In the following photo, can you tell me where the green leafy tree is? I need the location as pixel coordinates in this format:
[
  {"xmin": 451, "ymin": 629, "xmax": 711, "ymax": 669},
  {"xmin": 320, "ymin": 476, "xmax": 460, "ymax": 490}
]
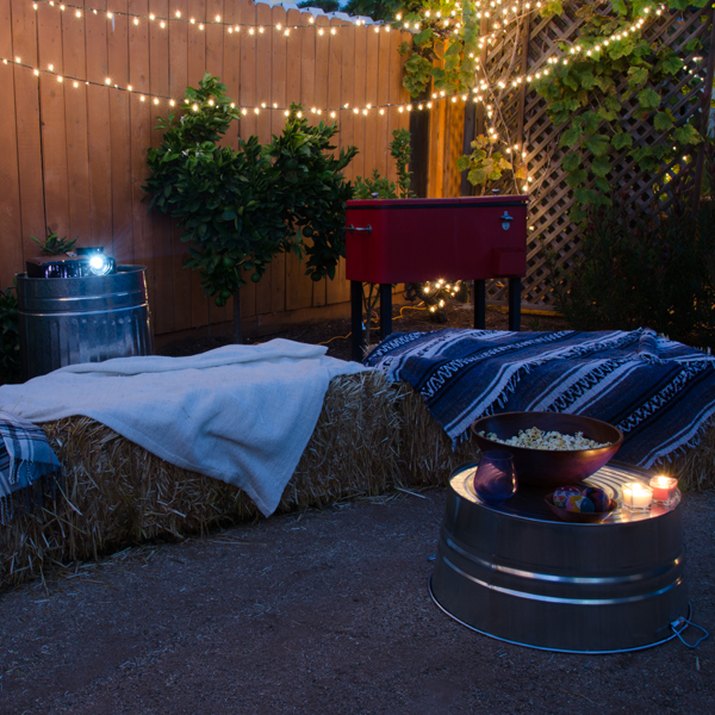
[
  {"xmin": 268, "ymin": 108, "xmax": 358, "ymax": 282},
  {"xmin": 145, "ymin": 75, "xmax": 357, "ymax": 342},
  {"xmin": 298, "ymin": 0, "xmax": 340, "ymax": 12},
  {"xmin": 145, "ymin": 75, "xmax": 287, "ymax": 341},
  {"xmin": 343, "ymin": 0, "xmax": 401, "ymax": 22}
]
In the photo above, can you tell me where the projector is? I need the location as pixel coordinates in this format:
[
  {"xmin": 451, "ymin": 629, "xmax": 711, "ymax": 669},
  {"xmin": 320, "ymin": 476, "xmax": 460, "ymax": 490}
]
[{"xmin": 26, "ymin": 247, "xmax": 116, "ymax": 278}]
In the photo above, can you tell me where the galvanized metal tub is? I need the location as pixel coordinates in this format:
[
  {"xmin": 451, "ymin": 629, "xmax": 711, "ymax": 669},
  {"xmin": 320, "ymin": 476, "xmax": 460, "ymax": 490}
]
[
  {"xmin": 430, "ymin": 463, "xmax": 688, "ymax": 653},
  {"xmin": 17, "ymin": 265, "xmax": 152, "ymax": 379}
]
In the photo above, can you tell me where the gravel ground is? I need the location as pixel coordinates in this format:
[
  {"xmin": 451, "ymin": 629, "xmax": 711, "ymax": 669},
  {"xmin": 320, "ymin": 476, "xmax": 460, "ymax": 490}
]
[
  {"xmin": 0, "ymin": 487, "xmax": 713, "ymax": 714},
  {"xmin": 2, "ymin": 306, "xmax": 712, "ymax": 713}
]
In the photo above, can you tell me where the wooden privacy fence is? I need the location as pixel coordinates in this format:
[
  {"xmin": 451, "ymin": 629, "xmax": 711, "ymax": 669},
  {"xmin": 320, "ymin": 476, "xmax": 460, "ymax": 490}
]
[
  {"xmin": 0, "ymin": 0, "xmax": 409, "ymax": 337},
  {"xmin": 2, "ymin": 0, "xmax": 711, "ymax": 339}
]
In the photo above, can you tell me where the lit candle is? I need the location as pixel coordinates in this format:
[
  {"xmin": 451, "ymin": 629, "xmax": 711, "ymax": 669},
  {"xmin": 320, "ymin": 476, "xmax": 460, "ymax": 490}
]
[
  {"xmin": 622, "ymin": 482, "xmax": 653, "ymax": 511},
  {"xmin": 649, "ymin": 475, "xmax": 678, "ymax": 502}
]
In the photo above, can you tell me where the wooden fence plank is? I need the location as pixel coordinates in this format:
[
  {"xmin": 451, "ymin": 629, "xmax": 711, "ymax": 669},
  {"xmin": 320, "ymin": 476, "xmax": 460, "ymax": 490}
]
[
  {"xmin": 146, "ymin": 0, "xmax": 176, "ymax": 334},
  {"xmin": 284, "ymin": 9, "xmax": 313, "ymax": 313},
  {"xmin": 60, "ymin": 3, "xmax": 90, "ymax": 244},
  {"xmin": 0, "ymin": 0, "xmax": 23, "ymax": 289},
  {"xmin": 184, "ymin": 0, "xmax": 212, "ymax": 329},
  {"xmin": 325, "ymin": 14, "xmax": 348, "ymax": 307},
  {"xmin": 108, "ymin": 1, "xmax": 135, "ymax": 267},
  {"xmin": 267, "ymin": 2, "xmax": 288, "ymax": 315},
  {"xmin": 10, "ymin": 0, "xmax": 45, "ymax": 264},
  {"xmin": 126, "ymin": 0, "xmax": 161, "ymax": 330},
  {"xmin": 36, "ymin": 4, "xmax": 70, "ymax": 238},
  {"xmin": 83, "ymin": 0, "xmax": 113, "ymax": 257},
  {"xmin": 165, "ymin": 0, "xmax": 192, "ymax": 333}
]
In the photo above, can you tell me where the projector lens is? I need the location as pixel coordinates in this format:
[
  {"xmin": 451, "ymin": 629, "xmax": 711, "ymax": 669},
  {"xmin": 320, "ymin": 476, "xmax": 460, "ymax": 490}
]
[{"xmin": 88, "ymin": 252, "xmax": 111, "ymax": 275}]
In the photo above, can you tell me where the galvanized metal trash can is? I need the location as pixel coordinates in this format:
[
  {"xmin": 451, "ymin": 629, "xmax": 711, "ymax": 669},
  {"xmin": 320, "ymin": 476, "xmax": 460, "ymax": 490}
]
[
  {"xmin": 17, "ymin": 265, "xmax": 152, "ymax": 379},
  {"xmin": 430, "ymin": 463, "xmax": 688, "ymax": 653}
]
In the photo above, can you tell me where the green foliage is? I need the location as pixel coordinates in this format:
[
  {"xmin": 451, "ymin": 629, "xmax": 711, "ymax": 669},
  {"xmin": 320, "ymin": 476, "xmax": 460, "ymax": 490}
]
[
  {"xmin": 343, "ymin": 0, "xmax": 401, "ymax": 21},
  {"xmin": 353, "ymin": 170, "xmax": 398, "ymax": 198},
  {"xmin": 267, "ymin": 110, "xmax": 358, "ymax": 281},
  {"xmin": 398, "ymin": 1, "xmax": 479, "ymax": 98},
  {"xmin": 553, "ymin": 198, "xmax": 714, "ymax": 343},
  {"xmin": 353, "ymin": 129, "xmax": 415, "ymax": 199},
  {"xmin": 458, "ymin": 134, "xmax": 528, "ymax": 195},
  {"xmin": 0, "ymin": 287, "xmax": 20, "ymax": 385},
  {"xmin": 145, "ymin": 75, "xmax": 356, "ymax": 308},
  {"xmin": 30, "ymin": 229, "xmax": 77, "ymax": 256},
  {"xmin": 298, "ymin": 0, "xmax": 340, "ymax": 12},
  {"xmin": 390, "ymin": 128, "xmax": 414, "ymax": 198},
  {"xmin": 533, "ymin": 1, "xmax": 706, "ymax": 221}
]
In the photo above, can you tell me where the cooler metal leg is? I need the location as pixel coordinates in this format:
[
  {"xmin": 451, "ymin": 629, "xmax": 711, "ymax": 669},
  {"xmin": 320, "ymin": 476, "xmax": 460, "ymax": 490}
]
[
  {"xmin": 379, "ymin": 283, "xmax": 393, "ymax": 340},
  {"xmin": 508, "ymin": 277, "xmax": 521, "ymax": 331},
  {"xmin": 473, "ymin": 280, "xmax": 486, "ymax": 329},
  {"xmin": 351, "ymin": 280, "xmax": 364, "ymax": 362}
]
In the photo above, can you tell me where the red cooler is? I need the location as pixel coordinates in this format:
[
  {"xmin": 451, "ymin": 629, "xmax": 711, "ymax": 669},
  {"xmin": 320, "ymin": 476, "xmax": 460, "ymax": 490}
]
[{"xmin": 345, "ymin": 195, "xmax": 528, "ymax": 359}]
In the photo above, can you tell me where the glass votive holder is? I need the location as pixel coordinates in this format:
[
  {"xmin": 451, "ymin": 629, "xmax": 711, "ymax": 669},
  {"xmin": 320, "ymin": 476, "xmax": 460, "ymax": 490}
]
[
  {"xmin": 649, "ymin": 475, "xmax": 678, "ymax": 503},
  {"xmin": 621, "ymin": 481, "xmax": 653, "ymax": 511},
  {"xmin": 473, "ymin": 449, "xmax": 517, "ymax": 504}
]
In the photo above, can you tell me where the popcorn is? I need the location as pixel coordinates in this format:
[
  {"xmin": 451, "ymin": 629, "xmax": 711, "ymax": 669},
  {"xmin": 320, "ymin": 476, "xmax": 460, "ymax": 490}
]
[{"xmin": 479, "ymin": 426, "xmax": 609, "ymax": 451}]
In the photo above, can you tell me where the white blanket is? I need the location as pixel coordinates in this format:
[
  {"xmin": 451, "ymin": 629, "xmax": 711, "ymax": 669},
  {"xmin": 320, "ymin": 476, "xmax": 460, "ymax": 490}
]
[{"xmin": 0, "ymin": 339, "xmax": 368, "ymax": 516}]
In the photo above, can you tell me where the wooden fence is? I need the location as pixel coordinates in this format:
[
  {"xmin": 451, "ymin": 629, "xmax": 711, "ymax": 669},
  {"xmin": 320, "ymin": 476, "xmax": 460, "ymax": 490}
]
[
  {"xmin": 2, "ymin": 1, "xmax": 712, "ymax": 339},
  {"xmin": 0, "ymin": 0, "xmax": 409, "ymax": 337}
]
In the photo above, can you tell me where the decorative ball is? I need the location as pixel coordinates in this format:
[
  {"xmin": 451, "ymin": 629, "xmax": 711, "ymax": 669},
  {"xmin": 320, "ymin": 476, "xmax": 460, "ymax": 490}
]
[{"xmin": 551, "ymin": 486, "xmax": 611, "ymax": 513}]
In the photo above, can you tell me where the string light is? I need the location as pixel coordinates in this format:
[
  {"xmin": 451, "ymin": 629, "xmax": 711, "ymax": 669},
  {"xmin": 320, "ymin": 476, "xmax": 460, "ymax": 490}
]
[
  {"xmin": 32, "ymin": 0, "xmax": 396, "ymax": 36},
  {"xmin": 6, "ymin": 0, "xmax": 691, "ymax": 144}
]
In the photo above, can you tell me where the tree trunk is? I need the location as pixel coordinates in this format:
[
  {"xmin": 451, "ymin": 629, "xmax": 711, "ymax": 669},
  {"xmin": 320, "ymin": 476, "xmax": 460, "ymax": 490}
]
[{"xmin": 232, "ymin": 289, "xmax": 242, "ymax": 344}]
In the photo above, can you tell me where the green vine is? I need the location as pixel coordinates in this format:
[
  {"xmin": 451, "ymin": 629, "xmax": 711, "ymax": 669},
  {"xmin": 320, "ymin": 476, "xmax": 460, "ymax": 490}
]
[
  {"xmin": 397, "ymin": 1, "xmax": 480, "ymax": 98},
  {"xmin": 398, "ymin": 1, "xmax": 709, "ymax": 210},
  {"xmin": 533, "ymin": 0, "xmax": 708, "ymax": 220},
  {"xmin": 457, "ymin": 134, "xmax": 528, "ymax": 194},
  {"xmin": 353, "ymin": 128, "xmax": 415, "ymax": 198}
]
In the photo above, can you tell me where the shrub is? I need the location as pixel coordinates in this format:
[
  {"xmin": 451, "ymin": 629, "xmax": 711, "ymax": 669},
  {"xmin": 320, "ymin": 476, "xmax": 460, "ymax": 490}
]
[
  {"xmin": 0, "ymin": 287, "xmax": 20, "ymax": 385},
  {"xmin": 553, "ymin": 198, "xmax": 714, "ymax": 345}
]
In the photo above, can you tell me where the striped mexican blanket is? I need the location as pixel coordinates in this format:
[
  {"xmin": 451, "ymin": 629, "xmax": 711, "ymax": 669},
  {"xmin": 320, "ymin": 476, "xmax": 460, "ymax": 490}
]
[
  {"xmin": 1, "ymin": 410, "xmax": 61, "ymax": 524},
  {"xmin": 364, "ymin": 328, "xmax": 715, "ymax": 467}
]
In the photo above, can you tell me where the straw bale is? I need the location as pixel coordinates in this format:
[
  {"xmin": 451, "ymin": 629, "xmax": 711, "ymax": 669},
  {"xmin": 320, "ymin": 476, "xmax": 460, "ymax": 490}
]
[
  {"xmin": 0, "ymin": 371, "xmax": 412, "ymax": 591},
  {"xmin": 392, "ymin": 383, "xmax": 479, "ymax": 486},
  {"xmin": 654, "ymin": 416, "xmax": 715, "ymax": 493},
  {"xmin": 2, "ymin": 369, "xmax": 713, "ymax": 592}
]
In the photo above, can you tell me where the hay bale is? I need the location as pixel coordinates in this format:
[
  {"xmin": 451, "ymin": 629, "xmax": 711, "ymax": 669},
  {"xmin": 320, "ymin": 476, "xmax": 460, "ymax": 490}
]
[
  {"xmin": 0, "ymin": 371, "xmax": 409, "ymax": 591},
  {"xmin": 654, "ymin": 416, "xmax": 715, "ymax": 492},
  {"xmin": 2, "ymin": 368, "xmax": 712, "ymax": 592},
  {"xmin": 392, "ymin": 383, "xmax": 478, "ymax": 486}
]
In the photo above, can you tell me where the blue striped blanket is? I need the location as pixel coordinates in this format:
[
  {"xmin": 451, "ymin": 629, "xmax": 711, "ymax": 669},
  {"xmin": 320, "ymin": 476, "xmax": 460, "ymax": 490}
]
[
  {"xmin": 364, "ymin": 328, "xmax": 715, "ymax": 467},
  {"xmin": 1, "ymin": 410, "xmax": 61, "ymax": 524}
]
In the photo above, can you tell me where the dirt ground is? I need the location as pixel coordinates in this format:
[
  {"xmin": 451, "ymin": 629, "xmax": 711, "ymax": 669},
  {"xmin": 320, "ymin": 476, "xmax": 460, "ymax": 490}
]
[
  {"xmin": 0, "ymin": 488, "xmax": 713, "ymax": 714},
  {"xmin": 1, "ymin": 304, "xmax": 713, "ymax": 713}
]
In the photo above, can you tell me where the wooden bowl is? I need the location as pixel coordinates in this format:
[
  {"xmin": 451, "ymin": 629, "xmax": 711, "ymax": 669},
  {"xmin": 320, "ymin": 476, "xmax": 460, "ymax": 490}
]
[
  {"xmin": 544, "ymin": 494, "xmax": 617, "ymax": 523},
  {"xmin": 471, "ymin": 411, "xmax": 623, "ymax": 487}
]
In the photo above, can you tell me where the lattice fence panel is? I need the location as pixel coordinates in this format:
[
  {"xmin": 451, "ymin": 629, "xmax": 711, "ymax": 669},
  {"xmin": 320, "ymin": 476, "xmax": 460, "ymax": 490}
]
[{"xmin": 466, "ymin": 2, "xmax": 714, "ymax": 309}]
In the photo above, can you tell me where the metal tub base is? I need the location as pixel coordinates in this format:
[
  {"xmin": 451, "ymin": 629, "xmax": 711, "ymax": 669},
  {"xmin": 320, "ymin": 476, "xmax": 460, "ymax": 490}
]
[{"xmin": 430, "ymin": 464, "xmax": 688, "ymax": 654}]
